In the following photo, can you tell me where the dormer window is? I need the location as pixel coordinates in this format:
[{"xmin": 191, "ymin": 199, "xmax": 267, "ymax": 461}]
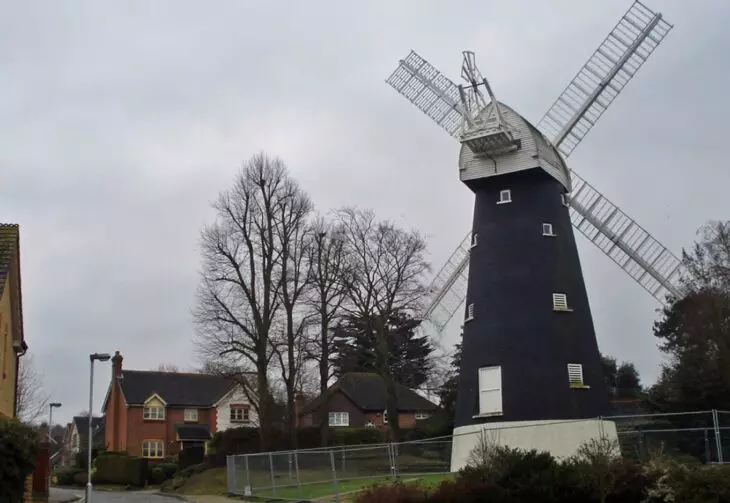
[
  {"xmin": 497, "ymin": 189, "xmax": 512, "ymax": 204},
  {"xmin": 143, "ymin": 394, "xmax": 166, "ymax": 420}
]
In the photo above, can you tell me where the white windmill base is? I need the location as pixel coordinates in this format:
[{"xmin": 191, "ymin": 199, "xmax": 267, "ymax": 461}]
[{"xmin": 450, "ymin": 418, "xmax": 619, "ymax": 472}]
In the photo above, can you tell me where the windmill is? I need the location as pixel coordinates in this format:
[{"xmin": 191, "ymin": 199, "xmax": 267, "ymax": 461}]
[{"xmin": 385, "ymin": 1, "xmax": 675, "ymax": 469}]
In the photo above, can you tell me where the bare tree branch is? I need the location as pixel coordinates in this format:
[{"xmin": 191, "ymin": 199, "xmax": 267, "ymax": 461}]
[{"xmin": 16, "ymin": 354, "xmax": 49, "ymax": 424}]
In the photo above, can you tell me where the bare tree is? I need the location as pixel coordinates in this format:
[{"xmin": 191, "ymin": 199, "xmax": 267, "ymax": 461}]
[
  {"xmin": 337, "ymin": 208, "xmax": 430, "ymax": 440},
  {"xmin": 15, "ymin": 354, "xmax": 49, "ymax": 424},
  {"xmin": 304, "ymin": 216, "xmax": 350, "ymax": 443},
  {"xmin": 156, "ymin": 364, "xmax": 180, "ymax": 372},
  {"xmin": 195, "ymin": 153, "xmax": 304, "ymax": 448}
]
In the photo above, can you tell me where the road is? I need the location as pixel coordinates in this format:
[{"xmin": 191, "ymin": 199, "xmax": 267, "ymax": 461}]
[{"xmin": 50, "ymin": 487, "xmax": 180, "ymax": 502}]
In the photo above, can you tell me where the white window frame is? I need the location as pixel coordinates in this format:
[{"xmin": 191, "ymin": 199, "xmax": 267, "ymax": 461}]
[
  {"xmin": 552, "ymin": 293, "xmax": 571, "ymax": 312},
  {"xmin": 415, "ymin": 412, "xmax": 430, "ymax": 420},
  {"xmin": 184, "ymin": 408, "xmax": 198, "ymax": 422},
  {"xmin": 230, "ymin": 405, "xmax": 250, "ymax": 423},
  {"xmin": 328, "ymin": 411, "xmax": 350, "ymax": 427},
  {"xmin": 382, "ymin": 410, "xmax": 388, "ymax": 424},
  {"xmin": 471, "ymin": 233, "xmax": 478, "ymax": 248},
  {"xmin": 143, "ymin": 405, "xmax": 165, "ymax": 420},
  {"xmin": 542, "ymin": 223, "xmax": 556, "ymax": 237},
  {"xmin": 477, "ymin": 366, "xmax": 503, "ymax": 416},
  {"xmin": 497, "ymin": 189, "xmax": 512, "ymax": 204},
  {"xmin": 568, "ymin": 364, "xmax": 589, "ymax": 388},
  {"xmin": 465, "ymin": 303, "xmax": 475, "ymax": 322},
  {"xmin": 142, "ymin": 439, "xmax": 164, "ymax": 459}
]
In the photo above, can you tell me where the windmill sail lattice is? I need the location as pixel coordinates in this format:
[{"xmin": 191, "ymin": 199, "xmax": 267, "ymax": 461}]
[
  {"xmin": 537, "ymin": 1, "xmax": 673, "ymax": 158},
  {"xmin": 387, "ymin": 1, "xmax": 680, "ymax": 334}
]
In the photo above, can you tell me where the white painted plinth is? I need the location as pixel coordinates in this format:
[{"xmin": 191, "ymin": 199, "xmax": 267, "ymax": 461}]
[{"xmin": 450, "ymin": 418, "xmax": 618, "ymax": 472}]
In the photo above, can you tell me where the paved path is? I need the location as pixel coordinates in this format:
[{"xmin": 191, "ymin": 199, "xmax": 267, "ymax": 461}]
[{"xmin": 50, "ymin": 487, "xmax": 182, "ymax": 502}]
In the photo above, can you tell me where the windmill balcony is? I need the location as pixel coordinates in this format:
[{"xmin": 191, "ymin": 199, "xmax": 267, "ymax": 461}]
[{"xmin": 460, "ymin": 128, "xmax": 519, "ymax": 156}]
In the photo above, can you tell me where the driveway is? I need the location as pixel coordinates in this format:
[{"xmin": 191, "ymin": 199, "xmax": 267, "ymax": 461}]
[{"xmin": 51, "ymin": 487, "xmax": 181, "ymax": 502}]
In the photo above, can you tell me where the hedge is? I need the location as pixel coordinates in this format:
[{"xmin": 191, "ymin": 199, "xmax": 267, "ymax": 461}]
[{"xmin": 94, "ymin": 453, "xmax": 148, "ymax": 486}]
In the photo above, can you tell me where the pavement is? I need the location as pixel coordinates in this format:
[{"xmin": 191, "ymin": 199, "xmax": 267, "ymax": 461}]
[{"xmin": 50, "ymin": 487, "xmax": 189, "ymax": 502}]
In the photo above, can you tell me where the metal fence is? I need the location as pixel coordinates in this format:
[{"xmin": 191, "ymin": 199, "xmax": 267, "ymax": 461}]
[{"xmin": 226, "ymin": 410, "xmax": 730, "ymax": 501}]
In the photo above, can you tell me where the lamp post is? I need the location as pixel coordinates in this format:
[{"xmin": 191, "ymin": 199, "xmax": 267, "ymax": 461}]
[
  {"xmin": 48, "ymin": 402, "xmax": 62, "ymax": 442},
  {"xmin": 87, "ymin": 353, "xmax": 111, "ymax": 503}
]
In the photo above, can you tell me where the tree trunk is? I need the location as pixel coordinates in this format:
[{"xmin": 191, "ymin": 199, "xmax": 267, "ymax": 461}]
[
  {"xmin": 286, "ymin": 310, "xmax": 298, "ymax": 450},
  {"xmin": 257, "ymin": 365, "xmax": 272, "ymax": 451},
  {"xmin": 319, "ymin": 308, "xmax": 330, "ymax": 446}
]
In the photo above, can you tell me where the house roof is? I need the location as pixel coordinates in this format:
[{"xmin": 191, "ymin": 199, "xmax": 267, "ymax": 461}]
[
  {"xmin": 0, "ymin": 224, "xmax": 18, "ymax": 297},
  {"xmin": 119, "ymin": 370, "xmax": 234, "ymax": 406},
  {"xmin": 302, "ymin": 373, "xmax": 439, "ymax": 414},
  {"xmin": 176, "ymin": 424, "xmax": 211, "ymax": 441},
  {"xmin": 72, "ymin": 416, "xmax": 104, "ymax": 434}
]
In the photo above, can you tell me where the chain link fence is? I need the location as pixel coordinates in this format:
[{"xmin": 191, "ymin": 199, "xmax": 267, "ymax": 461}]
[{"xmin": 226, "ymin": 410, "xmax": 729, "ymax": 501}]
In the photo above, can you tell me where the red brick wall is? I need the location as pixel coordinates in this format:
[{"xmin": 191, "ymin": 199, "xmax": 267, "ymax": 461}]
[{"xmin": 124, "ymin": 406, "xmax": 215, "ymax": 458}]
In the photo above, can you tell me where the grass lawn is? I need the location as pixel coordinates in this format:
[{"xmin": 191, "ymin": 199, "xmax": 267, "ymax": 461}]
[{"xmin": 176, "ymin": 467, "xmax": 228, "ymax": 495}]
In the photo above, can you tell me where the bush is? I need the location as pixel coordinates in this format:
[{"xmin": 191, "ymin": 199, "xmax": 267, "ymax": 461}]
[
  {"xmin": 149, "ymin": 462, "xmax": 178, "ymax": 485},
  {"xmin": 55, "ymin": 467, "xmax": 83, "ymax": 486},
  {"xmin": 331, "ymin": 427, "xmax": 384, "ymax": 446},
  {"xmin": 94, "ymin": 453, "xmax": 148, "ymax": 486},
  {"xmin": 73, "ymin": 471, "xmax": 88, "ymax": 487},
  {"xmin": 354, "ymin": 482, "xmax": 428, "ymax": 503},
  {"xmin": 0, "ymin": 418, "xmax": 39, "ymax": 503},
  {"xmin": 179, "ymin": 445, "xmax": 205, "ymax": 469}
]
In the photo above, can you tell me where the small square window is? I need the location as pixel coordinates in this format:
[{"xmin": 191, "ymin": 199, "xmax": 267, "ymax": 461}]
[
  {"xmin": 328, "ymin": 412, "xmax": 349, "ymax": 427},
  {"xmin": 382, "ymin": 410, "xmax": 388, "ymax": 424},
  {"xmin": 568, "ymin": 364, "xmax": 588, "ymax": 388},
  {"xmin": 471, "ymin": 233, "xmax": 478, "ymax": 248},
  {"xmin": 465, "ymin": 303, "xmax": 475, "ymax": 321},
  {"xmin": 552, "ymin": 293, "xmax": 570, "ymax": 311},
  {"xmin": 184, "ymin": 409, "xmax": 198, "ymax": 422},
  {"xmin": 497, "ymin": 189, "xmax": 512, "ymax": 204},
  {"xmin": 542, "ymin": 223, "xmax": 555, "ymax": 236}
]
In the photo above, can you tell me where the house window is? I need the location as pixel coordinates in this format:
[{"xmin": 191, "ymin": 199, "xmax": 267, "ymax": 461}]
[
  {"xmin": 478, "ymin": 366, "xmax": 503, "ymax": 416},
  {"xmin": 230, "ymin": 404, "xmax": 250, "ymax": 423},
  {"xmin": 415, "ymin": 412, "xmax": 430, "ymax": 420},
  {"xmin": 142, "ymin": 440, "xmax": 164, "ymax": 458},
  {"xmin": 561, "ymin": 193, "xmax": 570, "ymax": 207},
  {"xmin": 465, "ymin": 303, "xmax": 475, "ymax": 322},
  {"xmin": 382, "ymin": 410, "xmax": 388, "ymax": 424},
  {"xmin": 143, "ymin": 405, "xmax": 165, "ymax": 420},
  {"xmin": 568, "ymin": 364, "xmax": 587, "ymax": 388},
  {"xmin": 552, "ymin": 293, "xmax": 570, "ymax": 311},
  {"xmin": 497, "ymin": 189, "xmax": 512, "ymax": 204},
  {"xmin": 471, "ymin": 233, "xmax": 478, "ymax": 248},
  {"xmin": 184, "ymin": 409, "xmax": 198, "ymax": 422},
  {"xmin": 328, "ymin": 412, "xmax": 350, "ymax": 427},
  {"xmin": 542, "ymin": 223, "xmax": 555, "ymax": 236}
]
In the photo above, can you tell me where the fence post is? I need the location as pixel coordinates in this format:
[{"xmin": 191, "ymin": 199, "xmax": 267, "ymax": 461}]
[
  {"xmin": 704, "ymin": 429, "xmax": 711, "ymax": 464},
  {"xmin": 330, "ymin": 450, "xmax": 340, "ymax": 503},
  {"xmin": 245, "ymin": 455, "xmax": 251, "ymax": 497},
  {"xmin": 713, "ymin": 409, "xmax": 724, "ymax": 464},
  {"xmin": 226, "ymin": 455, "xmax": 235, "ymax": 495},
  {"xmin": 269, "ymin": 452, "xmax": 277, "ymax": 497},
  {"xmin": 294, "ymin": 449, "xmax": 302, "ymax": 500}
]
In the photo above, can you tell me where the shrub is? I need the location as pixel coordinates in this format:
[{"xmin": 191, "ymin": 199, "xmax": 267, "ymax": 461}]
[
  {"xmin": 179, "ymin": 445, "xmax": 205, "ymax": 468},
  {"xmin": 149, "ymin": 462, "xmax": 178, "ymax": 484},
  {"xmin": 55, "ymin": 467, "xmax": 83, "ymax": 486},
  {"xmin": 0, "ymin": 418, "xmax": 39, "ymax": 503},
  {"xmin": 73, "ymin": 471, "xmax": 88, "ymax": 487},
  {"xmin": 94, "ymin": 453, "xmax": 148, "ymax": 486},
  {"xmin": 354, "ymin": 482, "xmax": 428, "ymax": 503}
]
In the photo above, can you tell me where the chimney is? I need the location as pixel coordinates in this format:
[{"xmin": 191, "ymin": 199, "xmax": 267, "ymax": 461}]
[
  {"xmin": 295, "ymin": 393, "xmax": 306, "ymax": 428},
  {"xmin": 112, "ymin": 351, "xmax": 123, "ymax": 378}
]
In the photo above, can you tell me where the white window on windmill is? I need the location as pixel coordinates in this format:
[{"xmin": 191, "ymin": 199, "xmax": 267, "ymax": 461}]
[
  {"xmin": 568, "ymin": 364, "xmax": 589, "ymax": 388},
  {"xmin": 552, "ymin": 293, "xmax": 571, "ymax": 312},
  {"xmin": 465, "ymin": 303, "xmax": 475, "ymax": 321},
  {"xmin": 477, "ymin": 366, "xmax": 503, "ymax": 416},
  {"xmin": 497, "ymin": 189, "xmax": 512, "ymax": 204},
  {"xmin": 542, "ymin": 223, "xmax": 555, "ymax": 237},
  {"xmin": 471, "ymin": 232, "xmax": 478, "ymax": 248}
]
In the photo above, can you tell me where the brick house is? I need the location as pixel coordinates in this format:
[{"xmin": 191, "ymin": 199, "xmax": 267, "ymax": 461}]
[
  {"xmin": 103, "ymin": 351, "xmax": 257, "ymax": 460},
  {"xmin": 298, "ymin": 373, "xmax": 439, "ymax": 430},
  {"xmin": 0, "ymin": 224, "xmax": 27, "ymax": 419}
]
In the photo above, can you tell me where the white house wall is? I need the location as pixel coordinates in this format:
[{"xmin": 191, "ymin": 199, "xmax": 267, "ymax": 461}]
[{"xmin": 216, "ymin": 386, "xmax": 259, "ymax": 432}]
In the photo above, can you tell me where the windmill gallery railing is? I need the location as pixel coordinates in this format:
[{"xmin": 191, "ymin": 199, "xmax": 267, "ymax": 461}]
[{"xmin": 226, "ymin": 410, "xmax": 730, "ymax": 501}]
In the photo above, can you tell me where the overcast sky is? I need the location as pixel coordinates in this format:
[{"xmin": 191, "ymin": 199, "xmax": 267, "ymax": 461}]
[{"xmin": 1, "ymin": 0, "xmax": 728, "ymax": 425}]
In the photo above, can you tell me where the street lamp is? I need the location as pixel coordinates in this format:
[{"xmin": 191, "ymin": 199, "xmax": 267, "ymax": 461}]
[
  {"xmin": 87, "ymin": 353, "xmax": 110, "ymax": 503},
  {"xmin": 48, "ymin": 402, "xmax": 62, "ymax": 442}
]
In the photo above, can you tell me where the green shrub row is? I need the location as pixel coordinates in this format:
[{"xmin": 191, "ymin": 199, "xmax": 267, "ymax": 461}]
[
  {"xmin": 94, "ymin": 453, "xmax": 148, "ymax": 486},
  {"xmin": 355, "ymin": 441, "xmax": 730, "ymax": 503},
  {"xmin": 0, "ymin": 419, "xmax": 39, "ymax": 503}
]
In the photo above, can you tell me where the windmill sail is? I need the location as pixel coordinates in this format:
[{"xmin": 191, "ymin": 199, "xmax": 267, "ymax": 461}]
[{"xmin": 537, "ymin": 1, "xmax": 673, "ymax": 158}]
